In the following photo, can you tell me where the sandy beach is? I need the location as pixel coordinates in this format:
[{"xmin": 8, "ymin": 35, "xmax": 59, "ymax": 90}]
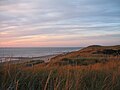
[{"xmin": 0, "ymin": 54, "xmax": 58, "ymax": 64}]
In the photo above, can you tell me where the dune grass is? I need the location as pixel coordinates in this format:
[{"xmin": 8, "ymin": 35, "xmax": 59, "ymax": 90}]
[
  {"xmin": 0, "ymin": 58, "xmax": 120, "ymax": 90},
  {"xmin": 0, "ymin": 45, "xmax": 120, "ymax": 90}
]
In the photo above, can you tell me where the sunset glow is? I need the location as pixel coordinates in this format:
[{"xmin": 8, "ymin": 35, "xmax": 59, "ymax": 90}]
[{"xmin": 0, "ymin": 0, "xmax": 120, "ymax": 47}]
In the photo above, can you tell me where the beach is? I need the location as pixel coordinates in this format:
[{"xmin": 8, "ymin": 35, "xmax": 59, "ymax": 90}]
[
  {"xmin": 0, "ymin": 47, "xmax": 81, "ymax": 64},
  {"xmin": 0, "ymin": 54, "xmax": 58, "ymax": 64}
]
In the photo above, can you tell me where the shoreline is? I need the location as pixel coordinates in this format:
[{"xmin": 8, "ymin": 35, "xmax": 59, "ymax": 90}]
[
  {"xmin": 0, "ymin": 49, "xmax": 81, "ymax": 64},
  {"xmin": 0, "ymin": 54, "xmax": 59, "ymax": 64}
]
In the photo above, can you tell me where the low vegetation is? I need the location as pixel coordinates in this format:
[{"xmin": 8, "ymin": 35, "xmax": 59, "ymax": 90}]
[{"xmin": 0, "ymin": 45, "xmax": 120, "ymax": 90}]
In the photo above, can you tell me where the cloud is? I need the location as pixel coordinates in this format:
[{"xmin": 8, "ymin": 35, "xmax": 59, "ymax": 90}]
[{"xmin": 0, "ymin": 0, "xmax": 120, "ymax": 47}]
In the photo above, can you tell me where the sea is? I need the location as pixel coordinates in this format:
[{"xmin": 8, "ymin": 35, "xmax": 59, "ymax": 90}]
[{"xmin": 0, "ymin": 47, "xmax": 82, "ymax": 57}]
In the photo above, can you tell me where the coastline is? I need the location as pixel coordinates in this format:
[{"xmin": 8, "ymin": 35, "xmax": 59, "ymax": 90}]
[
  {"xmin": 0, "ymin": 45, "xmax": 120, "ymax": 90},
  {"xmin": 0, "ymin": 54, "xmax": 59, "ymax": 64}
]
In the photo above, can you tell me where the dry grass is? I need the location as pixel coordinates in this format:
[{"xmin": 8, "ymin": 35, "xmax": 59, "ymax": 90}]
[
  {"xmin": 0, "ymin": 45, "xmax": 120, "ymax": 90},
  {"xmin": 0, "ymin": 58, "xmax": 120, "ymax": 90}
]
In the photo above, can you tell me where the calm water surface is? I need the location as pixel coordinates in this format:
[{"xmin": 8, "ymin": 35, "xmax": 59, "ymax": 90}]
[{"xmin": 0, "ymin": 47, "xmax": 82, "ymax": 57}]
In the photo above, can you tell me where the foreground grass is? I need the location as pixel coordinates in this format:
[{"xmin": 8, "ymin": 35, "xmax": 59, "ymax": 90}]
[
  {"xmin": 0, "ymin": 45, "xmax": 120, "ymax": 90},
  {"xmin": 0, "ymin": 59, "xmax": 120, "ymax": 90}
]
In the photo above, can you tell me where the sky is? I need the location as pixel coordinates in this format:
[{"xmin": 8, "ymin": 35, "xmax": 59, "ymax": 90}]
[{"xmin": 0, "ymin": 0, "xmax": 120, "ymax": 47}]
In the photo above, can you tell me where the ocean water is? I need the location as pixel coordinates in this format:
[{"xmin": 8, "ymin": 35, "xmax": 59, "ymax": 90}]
[{"xmin": 0, "ymin": 47, "xmax": 82, "ymax": 57}]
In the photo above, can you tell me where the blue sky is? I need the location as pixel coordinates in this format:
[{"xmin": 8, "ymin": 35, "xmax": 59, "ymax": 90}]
[{"xmin": 0, "ymin": 0, "xmax": 120, "ymax": 47}]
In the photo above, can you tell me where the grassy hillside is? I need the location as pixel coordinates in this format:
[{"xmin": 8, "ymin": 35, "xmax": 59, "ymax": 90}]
[
  {"xmin": 50, "ymin": 45, "xmax": 120, "ymax": 65},
  {"xmin": 0, "ymin": 45, "xmax": 120, "ymax": 90}
]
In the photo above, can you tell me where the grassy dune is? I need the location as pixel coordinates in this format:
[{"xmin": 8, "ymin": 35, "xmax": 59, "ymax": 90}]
[{"xmin": 0, "ymin": 45, "xmax": 120, "ymax": 90}]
